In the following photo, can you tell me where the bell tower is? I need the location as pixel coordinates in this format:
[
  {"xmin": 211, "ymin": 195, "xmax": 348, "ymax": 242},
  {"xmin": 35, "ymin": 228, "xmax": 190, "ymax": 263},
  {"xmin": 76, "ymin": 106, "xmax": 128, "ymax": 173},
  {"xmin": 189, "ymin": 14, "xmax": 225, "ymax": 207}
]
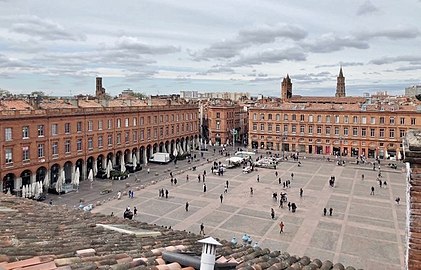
[
  {"xmin": 96, "ymin": 77, "xmax": 105, "ymax": 99},
  {"xmin": 335, "ymin": 67, "xmax": 346, "ymax": 97},
  {"xmin": 281, "ymin": 74, "xmax": 292, "ymax": 102}
]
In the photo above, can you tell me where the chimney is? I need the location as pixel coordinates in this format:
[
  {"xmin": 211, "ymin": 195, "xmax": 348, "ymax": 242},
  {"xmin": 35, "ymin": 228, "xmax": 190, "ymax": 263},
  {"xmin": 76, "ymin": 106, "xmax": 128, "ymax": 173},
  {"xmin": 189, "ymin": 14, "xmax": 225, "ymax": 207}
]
[{"xmin": 198, "ymin": 237, "xmax": 222, "ymax": 270}]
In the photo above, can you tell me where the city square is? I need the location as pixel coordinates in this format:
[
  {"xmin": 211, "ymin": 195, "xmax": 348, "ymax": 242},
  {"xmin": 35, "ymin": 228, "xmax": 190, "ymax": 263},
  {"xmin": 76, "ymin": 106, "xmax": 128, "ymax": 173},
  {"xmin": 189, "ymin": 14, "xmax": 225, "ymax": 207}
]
[{"xmin": 84, "ymin": 153, "xmax": 406, "ymax": 270}]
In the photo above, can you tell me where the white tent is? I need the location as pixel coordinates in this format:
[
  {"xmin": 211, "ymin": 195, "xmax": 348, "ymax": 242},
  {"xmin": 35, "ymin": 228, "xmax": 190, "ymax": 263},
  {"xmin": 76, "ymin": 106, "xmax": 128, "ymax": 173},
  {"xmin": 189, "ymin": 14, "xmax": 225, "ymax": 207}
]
[
  {"xmin": 173, "ymin": 148, "xmax": 178, "ymax": 157},
  {"xmin": 26, "ymin": 184, "xmax": 30, "ymax": 198},
  {"xmin": 34, "ymin": 182, "xmax": 40, "ymax": 198},
  {"xmin": 120, "ymin": 156, "xmax": 126, "ymax": 173},
  {"xmin": 74, "ymin": 167, "xmax": 80, "ymax": 187},
  {"xmin": 43, "ymin": 174, "xmax": 50, "ymax": 189},
  {"xmin": 22, "ymin": 185, "xmax": 26, "ymax": 198},
  {"xmin": 106, "ymin": 160, "xmax": 112, "ymax": 178},
  {"xmin": 88, "ymin": 169, "xmax": 94, "ymax": 182},
  {"xmin": 38, "ymin": 181, "xmax": 43, "ymax": 196},
  {"xmin": 93, "ymin": 160, "xmax": 98, "ymax": 178},
  {"xmin": 226, "ymin": 156, "xmax": 244, "ymax": 163},
  {"xmin": 31, "ymin": 182, "xmax": 36, "ymax": 197},
  {"xmin": 55, "ymin": 172, "xmax": 64, "ymax": 193},
  {"xmin": 132, "ymin": 154, "xmax": 138, "ymax": 168}
]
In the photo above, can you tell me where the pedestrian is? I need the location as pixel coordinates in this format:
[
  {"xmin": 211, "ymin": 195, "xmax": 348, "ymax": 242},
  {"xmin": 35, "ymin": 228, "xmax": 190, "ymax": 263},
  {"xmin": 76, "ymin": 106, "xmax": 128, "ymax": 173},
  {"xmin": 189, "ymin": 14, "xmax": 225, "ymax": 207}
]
[
  {"xmin": 170, "ymin": 172, "xmax": 173, "ymax": 178},
  {"xmin": 257, "ymin": 175, "xmax": 260, "ymax": 182},
  {"xmin": 171, "ymin": 178, "xmax": 174, "ymax": 185},
  {"xmin": 186, "ymin": 174, "xmax": 189, "ymax": 182},
  {"xmin": 220, "ymin": 194, "xmax": 223, "ymax": 203},
  {"xmin": 283, "ymin": 182, "xmax": 286, "ymax": 189},
  {"xmin": 226, "ymin": 180, "xmax": 229, "ymax": 188},
  {"xmin": 379, "ymin": 179, "xmax": 382, "ymax": 188},
  {"xmin": 203, "ymin": 183, "xmax": 207, "ymax": 192},
  {"xmin": 395, "ymin": 197, "xmax": 400, "ymax": 204},
  {"xmin": 275, "ymin": 171, "xmax": 278, "ymax": 177},
  {"xmin": 250, "ymin": 187, "xmax": 254, "ymax": 195},
  {"xmin": 329, "ymin": 207, "xmax": 333, "ymax": 216},
  {"xmin": 370, "ymin": 186, "xmax": 375, "ymax": 195},
  {"xmin": 278, "ymin": 177, "xmax": 281, "ymax": 185},
  {"xmin": 49, "ymin": 199, "xmax": 53, "ymax": 205},
  {"xmin": 300, "ymin": 188, "xmax": 303, "ymax": 197},
  {"xmin": 133, "ymin": 206, "xmax": 137, "ymax": 216},
  {"xmin": 131, "ymin": 190, "xmax": 134, "ymax": 198},
  {"xmin": 224, "ymin": 186, "xmax": 228, "ymax": 194},
  {"xmin": 288, "ymin": 202, "xmax": 291, "ymax": 211},
  {"xmin": 200, "ymin": 223, "xmax": 205, "ymax": 235},
  {"xmin": 361, "ymin": 174, "xmax": 364, "ymax": 181},
  {"xmin": 203, "ymin": 170, "xmax": 206, "ymax": 176},
  {"xmin": 165, "ymin": 189, "xmax": 169, "ymax": 198},
  {"xmin": 110, "ymin": 212, "xmax": 114, "ymax": 216},
  {"xmin": 279, "ymin": 221, "xmax": 284, "ymax": 233},
  {"xmin": 203, "ymin": 174, "xmax": 206, "ymax": 182},
  {"xmin": 185, "ymin": 202, "xmax": 189, "ymax": 211},
  {"xmin": 117, "ymin": 191, "xmax": 122, "ymax": 200},
  {"xmin": 279, "ymin": 199, "xmax": 283, "ymax": 208},
  {"xmin": 198, "ymin": 174, "xmax": 201, "ymax": 182},
  {"xmin": 271, "ymin": 208, "xmax": 275, "ymax": 219},
  {"xmin": 174, "ymin": 178, "xmax": 177, "ymax": 185},
  {"xmin": 291, "ymin": 203, "xmax": 297, "ymax": 213},
  {"xmin": 323, "ymin": 207, "xmax": 327, "ymax": 216},
  {"xmin": 128, "ymin": 190, "xmax": 132, "ymax": 198},
  {"xmin": 383, "ymin": 180, "xmax": 387, "ymax": 188},
  {"xmin": 291, "ymin": 173, "xmax": 294, "ymax": 180},
  {"xmin": 147, "ymin": 168, "xmax": 150, "ymax": 174}
]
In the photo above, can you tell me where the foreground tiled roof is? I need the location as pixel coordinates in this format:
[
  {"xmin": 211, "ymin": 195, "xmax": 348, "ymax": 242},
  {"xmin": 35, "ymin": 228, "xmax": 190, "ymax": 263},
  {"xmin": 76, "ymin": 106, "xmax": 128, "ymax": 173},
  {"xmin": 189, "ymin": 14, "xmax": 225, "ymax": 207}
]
[{"xmin": 0, "ymin": 194, "xmax": 358, "ymax": 270}]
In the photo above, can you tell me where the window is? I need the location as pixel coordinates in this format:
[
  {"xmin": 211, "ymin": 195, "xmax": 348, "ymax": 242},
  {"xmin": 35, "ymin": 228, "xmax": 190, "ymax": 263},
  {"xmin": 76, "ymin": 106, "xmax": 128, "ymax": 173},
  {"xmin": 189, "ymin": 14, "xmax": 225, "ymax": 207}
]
[
  {"xmin": 125, "ymin": 131, "xmax": 129, "ymax": 143},
  {"xmin": 390, "ymin": 117, "xmax": 395, "ymax": 125},
  {"xmin": 88, "ymin": 137, "xmax": 93, "ymax": 149},
  {"xmin": 260, "ymin": 114, "xmax": 265, "ymax": 120},
  {"xmin": 140, "ymin": 130, "xmax": 144, "ymax": 141},
  {"xmin": 283, "ymin": 124, "xmax": 288, "ymax": 132},
  {"xmin": 117, "ymin": 119, "xmax": 121, "ymax": 128},
  {"xmin": 291, "ymin": 125, "xmax": 296, "ymax": 133},
  {"xmin": 300, "ymin": 125, "xmax": 305, "ymax": 134},
  {"xmin": 125, "ymin": 118, "xmax": 129, "ymax": 127},
  {"xmin": 52, "ymin": 142, "xmax": 58, "ymax": 155},
  {"xmin": 133, "ymin": 118, "xmax": 137, "ymax": 127},
  {"xmin": 400, "ymin": 129, "xmax": 405, "ymax": 138},
  {"xmin": 51, "ymin": 124, "xmax": 58, "ymax": 135},
  {"xmin": 253, "ymin": 123, "xmax": 257, "ymax": 131},
  {"xmin": 361, "ymin": 116, "xmax": 367, "ymax": 124},
  {"xmin": 326, "ymin": 126, "xmax": 331, "ymax": 135},
  {"xmin": 292, "ymin": 114, "xmax": 296, "ymax": 121},
  {"xmin": 98, "ymin": 136, "xmax": 103, "ymax": 148},
  {"xmin": 353, "ymin": 127, "xmax": 358, "ymax": 136},
  {"xmin": 268, "ymin": 124, "xmax": 272, "ymax": 132},
  {"xmin": 64, "ymin": 123, "xmax": 70, "ymax": 134},
  {"xmin": 37, "ymin": 144, "xmax": 44, "ymax": 158},
  {"xmin": 107, "ymin": 135, "xmax": 112, "ymax": 146},
  {"xmin": 21, "ymin": 126, "xmax": 29, "ymax": 139},
  {"xmin": 160, "ymin": 115, "xmax": 163, "ymax": 123},
  {"xmin": 88, "ymin": 120, "xmax": 93, "ymax": 131},
  {"xmin": 37, "ymin": 125, "xmax": 44, "ymax": 137},
  {"xmin": 300, "ymin": 114, "xmax": 305, "ymax": 121},
  {"xmin": 154, "ymin": 116, "xmax": 158, "ymax": 124},
  {"xmin": 317, "ymin": 115, "xmax": 322, "ymax": 123},
  {"xmin": 326, "ymin": 115, "xmax": 331, "ymax": 123},
  {"xmin": 353, "ymin": 116, "xmax": 358, "ymax": 124},
  {"xmin": 370, "ymin": 128, "xmax": 375, "ymax": 137},
  {"xmin": 308, "ymin": 125, "xmax": 313, "ymax": 134},
  {"xmin": 77, "ymin": 139, "xmax": 83, "ymax": 151},
  {"xmin": 344, "ymin": 127, "xmax": 349, "ymax": 136},
  {"xmin": 344, "ymin": 116, "xmax": 349, "ymax": 123},
  {"xmin": 379, "ymin": 117, "xmax": 385, "ymax": 124},
  {"xmin": 5, "ymin": 148, "xmax": 12, "ymax": 163},
  {"xmin": 284, "ymin": 114, "xmax": 288, "ymax": 121},
  {"xmin": 317, "ymin": 126, "xmax": 322, "ymax": 134},
  {"xmin": 334, "ymin": 127, "xmax": 339, "ymax": 135},
  {"xmin": 5, "ymin": 127, "xmax": 12, "ymax": 141},
  {"xmin": 217, "ymin": 112, "xmax": 221, "ymax": 118},
  {"xmin": 276, "ymin": 125, "xmax": 281, "ymax": 133},
  {"xmin": 276, "ymin": 114, "xmax": 280, "ymax": 121},
  {"xmin": 411, "ymin": 118, "xmax": 416, "ymax": 125},
  {"xmin": 379, "ymin": 128, "xmax": 385, "ymax": 138},
  {"xmin": 400, "ymin": 117, "xmax": 405, "ymax": 125},
  {"xmin": 370, "ymin": 117, "xmax": 375, "ymax": 124},
  {"xmin": 216, "ymin": 121, "xmax": 220, "ymax": 130},
  {"xmin": 154, "ymin": 128, "xmax": 158, "ymax": 138},
  {"xmin": 107, "ymin": 119, "xmax": 112, "ymax": 129},
  {"xmin": 133, "ymin": 131, "xmax": 138, "ymax": 142},
  {"xmin": 268, "ymin": 114, "xmax": 272, "ymax": 120},
  {"xmin": 389, "ymin": 129, "xmax": 395, "ymax": 138},
  {"xmin": 116, "ymin": 133, "xmax": 121, "ymax": 144},
  {"xmin": 361, "ymin": 128, "xmax": 366, "ymax": 137},
  {"xmin": 335, "ymin": 115, "xmax": 339, "ymax": 124},
  {"xmin": 65, "ymin": 140, "xmax": 71, "ymax": 153},
  {"xmin": 98, "ymin": 120, "xmax": 103, "ymax": 130},
  {"xmin": 309, "ymin": 115, "xmax": 313, "ymax": 122},
  {"xmin": 77, "ymin": 121, "xmax": 82, "ymax": 132},
  {"xmin": 22, "ymin": 146, "xmax": 29, "ymax": 161},
  {"xmin": 260, "ymin": 124, "xmax": 265, "ymax": 131}
]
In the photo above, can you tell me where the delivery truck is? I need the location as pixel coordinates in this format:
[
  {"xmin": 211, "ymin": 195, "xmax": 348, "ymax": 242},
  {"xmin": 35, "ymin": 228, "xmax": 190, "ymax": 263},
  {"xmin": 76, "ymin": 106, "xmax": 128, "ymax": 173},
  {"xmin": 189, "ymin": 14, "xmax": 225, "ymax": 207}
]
[{"xmin": 149, "ymin": 152, "xmax": 171, "ymax": 164}]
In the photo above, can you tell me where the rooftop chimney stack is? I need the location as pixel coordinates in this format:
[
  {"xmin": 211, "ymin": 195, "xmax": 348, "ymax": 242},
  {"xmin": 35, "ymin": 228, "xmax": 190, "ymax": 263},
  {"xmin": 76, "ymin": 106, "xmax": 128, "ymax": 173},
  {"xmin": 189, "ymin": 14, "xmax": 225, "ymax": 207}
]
[{"xmin": 198, "ymin": 237, "xmax": 222, "ymax": 270}]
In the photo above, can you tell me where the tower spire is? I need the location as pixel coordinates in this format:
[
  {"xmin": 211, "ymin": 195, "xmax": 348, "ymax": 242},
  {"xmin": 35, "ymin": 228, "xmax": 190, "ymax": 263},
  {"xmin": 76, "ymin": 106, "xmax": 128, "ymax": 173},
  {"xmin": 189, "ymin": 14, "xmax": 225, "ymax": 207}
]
[{"xmin": 335, "ymin": 66, "xmax": 346, "ymax": 97}]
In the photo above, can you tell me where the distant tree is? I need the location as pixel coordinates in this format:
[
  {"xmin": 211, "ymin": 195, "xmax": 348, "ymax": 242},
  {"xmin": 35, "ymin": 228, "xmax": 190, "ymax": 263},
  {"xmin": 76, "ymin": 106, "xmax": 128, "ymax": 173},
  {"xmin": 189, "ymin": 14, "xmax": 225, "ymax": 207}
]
[
  {"xmin": 0, "ymin": 89, "xmax": 11, "ymax": 97},
  {"xmin": 131, "ymin": 92, "xmax": 147, "ymax": 99},
  {"xmin": 30, "ymin": 91, "xmax": 47, "ymax": 97}
]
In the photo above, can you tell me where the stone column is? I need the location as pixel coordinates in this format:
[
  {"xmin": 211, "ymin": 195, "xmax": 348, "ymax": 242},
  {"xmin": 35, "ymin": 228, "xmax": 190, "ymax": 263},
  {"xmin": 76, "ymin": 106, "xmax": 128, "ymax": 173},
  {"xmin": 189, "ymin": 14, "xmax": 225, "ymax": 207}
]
[
  {"xmin": 143, "ymin": 149, "xmax": 148, "ymax": 165},
  {"xmin": 403, "ymin": 130, "xmax": 421, "ymax": 269},
  {"xmin": 81, "ymin": 162, "xmax": 87, "ymax": 181}
]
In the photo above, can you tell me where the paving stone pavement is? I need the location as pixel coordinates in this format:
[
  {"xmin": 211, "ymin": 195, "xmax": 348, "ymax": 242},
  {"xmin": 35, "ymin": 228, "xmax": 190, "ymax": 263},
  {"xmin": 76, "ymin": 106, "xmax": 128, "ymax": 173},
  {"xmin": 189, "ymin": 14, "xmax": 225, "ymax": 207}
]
[{"xmin": 52, "ymin": 151, "xmax": 406, "ymax": 270}]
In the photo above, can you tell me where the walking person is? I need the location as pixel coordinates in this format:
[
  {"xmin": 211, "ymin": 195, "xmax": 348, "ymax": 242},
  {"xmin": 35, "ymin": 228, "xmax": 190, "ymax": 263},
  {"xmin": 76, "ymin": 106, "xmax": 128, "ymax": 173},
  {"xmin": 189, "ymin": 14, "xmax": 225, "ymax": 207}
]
[
  {"xmin": 147, "ymin": 168, "xmax": 150, "ymax": 174},
  {"xmin": 291, "ymin": 173, "xmax": 294, "ymax": 180},
  {"xmin": 271, "ymin": 208, "xmax": 275, "ymax": 219},
  {"xmin": 203, "ymin": 183, "xmax": 207, "ymax": 192},
  {"xmin": 257, "ymin": 175, "xmax": 260, "ymax": 182},
  {"xmin": 198, "ymin": 174, "xmax": 201, "ymax": 182},
  {"xmin": 395, "ymin": 197, "xmax": 401, "ymax": 204},
  {"xmin": 220, "ymin": 194, "xmax": 223, "ymax": 203},
  {"xmin": 226, "ymin": 180, "xmax": 229, "ymax": 188},
  {"xmin": 279, "ymin": 199, "xmax": 283, "ymax": 208},
  {"xmin": 250, "ymin": 187, "xmax": 254, "ymax": 196},
  {"xmin": 370, "ymin": 186, "xmax": 375, "ymax": 195},
  {"xmin": 288, "ymin": 202, "xmax": 291, "ymax": 211},
  {"xmin": 361, "ymin": 174, "xmax": 364, "ymax": 181},
  {"xmin": 279, "ymin": 221, "xmax": 284, "ymax": 233},
  {"xmin": 185, "ymin": 202, "xmax": 189, "ymax": 211},
  {"xmin": 165, "ymin": 189, "xmax": 169, "ymax": 198},
  {"xmin": 200, "ymin": 223, "xmax": 205, "ymax": 235},
  {"xmin": 300, "ymin": 188, "xmax": 303, "ymax": 197},
  {"xmin": 186, "ymin": 174, "xmax": 189, "ymax": 182},
  {"xmin": 329, "ymin": 207, "xmax": 333, "ymax": 216},
  {"xmin": 323, "ymin": 207, "xmax": 327, "ymax": 216},
  {"xmin": 133, "ymin": 206, "xmax": 137, "ymax": 216}
]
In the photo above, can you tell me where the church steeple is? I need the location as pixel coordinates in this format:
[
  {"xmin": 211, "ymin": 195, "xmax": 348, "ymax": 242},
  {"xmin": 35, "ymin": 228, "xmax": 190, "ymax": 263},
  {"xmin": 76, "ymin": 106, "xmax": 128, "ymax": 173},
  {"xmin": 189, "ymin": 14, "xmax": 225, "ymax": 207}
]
[
  {"xmin": 281, "ymin": 74, "xmax": 292, "ymax": 102},
  {"xmin": 335, "ymin": 67, "xmax": 346, "ymax": 97}
]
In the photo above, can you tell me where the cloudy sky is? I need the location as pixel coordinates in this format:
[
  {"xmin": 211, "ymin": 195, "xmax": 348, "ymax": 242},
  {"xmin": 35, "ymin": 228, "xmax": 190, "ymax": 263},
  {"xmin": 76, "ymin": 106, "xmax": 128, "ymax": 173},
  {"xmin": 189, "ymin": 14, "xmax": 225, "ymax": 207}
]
[{"xmin": 0, "ymin": 0, "xmax": 420, "ymax": 97}]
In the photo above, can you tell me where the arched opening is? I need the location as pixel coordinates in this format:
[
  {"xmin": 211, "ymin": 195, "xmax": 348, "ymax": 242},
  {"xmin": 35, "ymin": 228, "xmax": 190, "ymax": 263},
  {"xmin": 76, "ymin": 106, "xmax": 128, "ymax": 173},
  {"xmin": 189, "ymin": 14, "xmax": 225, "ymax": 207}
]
[
  {"xmin": 115, "ymin": 151, "xmax": 122, "ymax": 167},
  {"xmin": 153, "ymin": 143, "xmax": 158, "ymax": 154},
  {"xmin": 146, "ymin": 145, "xmax": 152, "ymax": 160},
  {"xmin": 36, "ymin": 167, "xmax": 47, "ymax": 183},
  {"xmin": 159, "ymin": 142, "xmax": 164, "ymax": 152},
  {"xmin": 63, "ymin": 161, "xmax": 73, "ymax": 184},
  {"xmin": 20, "ymin": 170, "xmax": 32, "ymax": 186},
  {"xmin": 86, "ymin": 156, "xmax": 94, "ymax": 177},
  {"xmin": 139, "ymin": 147, "xmax": 145, "ymax": 164},
  {"xmin": 50, "ymin": 164, "xmax": 60, "ymax": 186},
  {"xmin": 97, "ymin": 155, "xmax": 104, "ymax": 171},
  {"xmin": 3, "ymin": 173, "xmax": 16, "ymax": 194},
  {"xmin": 75, "ymin": 159, "xmax": 83, "ymax": 180}
]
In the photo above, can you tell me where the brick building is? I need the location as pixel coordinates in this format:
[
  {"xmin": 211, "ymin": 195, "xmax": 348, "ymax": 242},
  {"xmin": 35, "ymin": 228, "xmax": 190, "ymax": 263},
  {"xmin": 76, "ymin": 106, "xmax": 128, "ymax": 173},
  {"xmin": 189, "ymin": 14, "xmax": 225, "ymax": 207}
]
[
  {"xmin": 0, "ymin": 82, "xmax": 200, "ymax": 194},
  {"xmin": 249, "ymin": 69, "xmax": 421, "ymax": 159}
]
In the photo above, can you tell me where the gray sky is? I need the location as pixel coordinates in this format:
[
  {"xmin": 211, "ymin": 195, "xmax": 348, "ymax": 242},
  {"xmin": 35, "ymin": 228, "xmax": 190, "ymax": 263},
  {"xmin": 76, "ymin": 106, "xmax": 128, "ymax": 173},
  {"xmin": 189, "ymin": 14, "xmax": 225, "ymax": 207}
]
[{"xmin": 0, "ymin": 0, "xmax": 420, "ymax": 97}]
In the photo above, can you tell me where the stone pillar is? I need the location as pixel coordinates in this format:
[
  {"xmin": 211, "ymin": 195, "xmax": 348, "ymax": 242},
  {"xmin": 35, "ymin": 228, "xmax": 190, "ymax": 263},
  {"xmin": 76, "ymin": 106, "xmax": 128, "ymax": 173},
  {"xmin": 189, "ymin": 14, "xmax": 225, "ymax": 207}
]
[
  {"xmin": 15, "ymin": 177, "xmax": 22, "ymax": 191},
  {"xmin": 403, "ymin": 130, "xmax": 421, "ymax": 269},
  {"xmin": 81, "ymin": 162, "xmax": 87, "ymax": 181},
  {"xmin": 143, "ymin": 149, "xmax": 148, "ymax": 165}
]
